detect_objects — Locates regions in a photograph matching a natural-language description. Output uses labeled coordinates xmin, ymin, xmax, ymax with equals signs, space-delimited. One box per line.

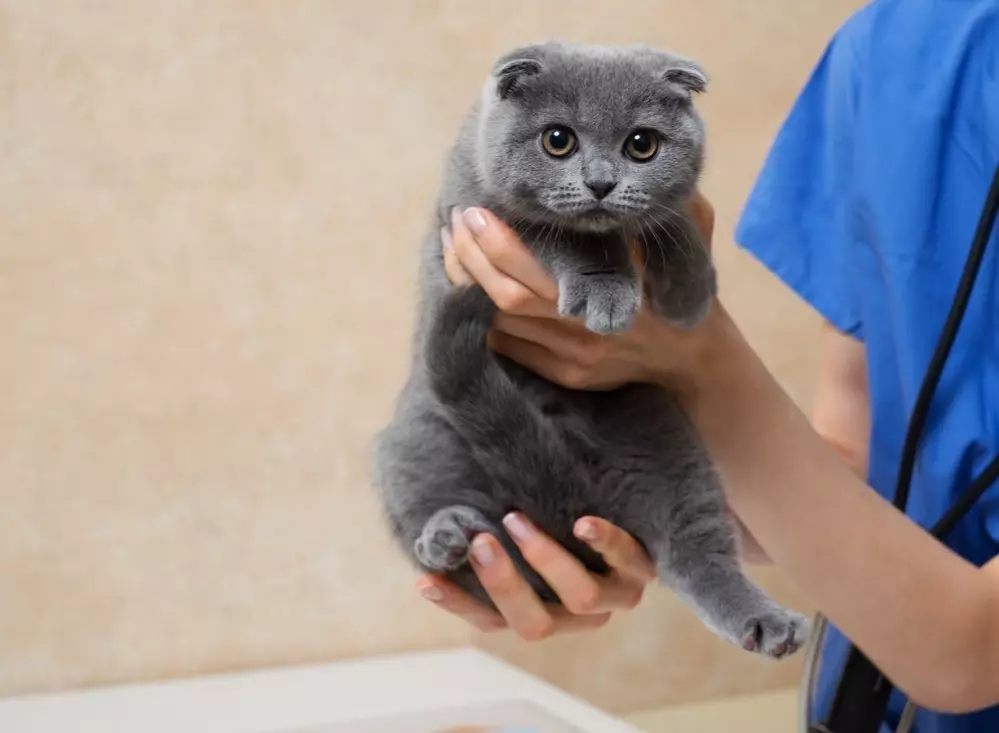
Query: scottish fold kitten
xmin=372 ymin=42 xmax=809 ymax=657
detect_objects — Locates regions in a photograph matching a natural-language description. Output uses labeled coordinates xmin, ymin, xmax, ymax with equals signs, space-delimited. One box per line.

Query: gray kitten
xmin=372 ymin=42 xmax=808 ymax=657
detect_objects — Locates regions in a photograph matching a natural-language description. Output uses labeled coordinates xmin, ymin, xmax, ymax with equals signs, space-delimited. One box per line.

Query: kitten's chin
xmin=506 ymin=202 xmax=624 ymax=233
xmin=570 ymin=211 xmax=620 ymax=232
xmin=504 ymin=198 xmax=633 ymax=233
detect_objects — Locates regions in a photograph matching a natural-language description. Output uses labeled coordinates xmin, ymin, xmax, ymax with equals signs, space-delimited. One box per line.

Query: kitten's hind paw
xmin=414 ymin=506 xmax=492 ymax=573
xmin=740 ymin=608 xmax=810 ymax=659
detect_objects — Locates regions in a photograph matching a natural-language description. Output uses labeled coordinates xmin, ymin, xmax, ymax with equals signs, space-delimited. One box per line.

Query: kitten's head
xmin=476 ymin=42 xmax=707 ymax=232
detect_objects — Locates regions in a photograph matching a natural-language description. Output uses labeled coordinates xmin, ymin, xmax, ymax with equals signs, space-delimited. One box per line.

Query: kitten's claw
xmin=740 ymin=608 xmax=810 ymax=659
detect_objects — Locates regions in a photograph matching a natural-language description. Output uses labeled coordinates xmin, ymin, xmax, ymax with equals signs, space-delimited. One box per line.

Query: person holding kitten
xmin=416 ymin=1 xmax=999 ymax=731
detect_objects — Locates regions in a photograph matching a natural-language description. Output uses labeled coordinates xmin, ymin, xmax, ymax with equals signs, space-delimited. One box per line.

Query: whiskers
xmin=501 ymin=185 xmax=699 ymax=270
xmin=608 ymin=183 xmax=651 ymax=214
xmin=532 ymin=217 xmax=564 ymax=264
xmin=639 ymin=199 xmax=700 ymax=269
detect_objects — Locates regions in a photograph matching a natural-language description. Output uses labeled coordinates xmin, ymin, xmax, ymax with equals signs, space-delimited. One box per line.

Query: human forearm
xmin=727 ymin=437 xmax=865 ymax=566
xmin=669 ymin=303 xmax=999 ymax=712
xmin=729 ymin=326 xmax=869 ymax=565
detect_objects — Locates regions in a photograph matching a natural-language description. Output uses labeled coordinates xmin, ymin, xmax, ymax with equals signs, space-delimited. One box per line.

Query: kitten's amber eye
xmin=624 ymin=130 xmax=659 ymax=162
xmin=541 ymin=126 xmax=577 ymax=158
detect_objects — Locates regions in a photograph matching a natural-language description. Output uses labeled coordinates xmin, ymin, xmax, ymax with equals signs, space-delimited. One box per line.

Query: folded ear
xmin=663 ymin=60 xmax=708 ymax=96
xmin=492 ymin=53 xmax=543 ymax=99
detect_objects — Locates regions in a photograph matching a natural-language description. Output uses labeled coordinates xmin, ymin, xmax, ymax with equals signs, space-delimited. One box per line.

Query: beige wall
xmin=0 ymin=0 xmax=864 ymax=715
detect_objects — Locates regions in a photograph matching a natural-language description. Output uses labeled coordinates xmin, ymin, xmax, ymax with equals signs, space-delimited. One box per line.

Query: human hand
xmin=439 ymin=191 xmax=716 ymax=391
xmin=416 ymin=514 xmax=655 ymax=639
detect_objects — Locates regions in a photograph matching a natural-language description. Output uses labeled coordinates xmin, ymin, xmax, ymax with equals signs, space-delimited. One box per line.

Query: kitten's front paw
xmin=559 ymin=274 xmax=641 ymax=334
xmin=414 ymin=506 xmax=490 ymax=572
xmin=652 ymin=266 xmax=717 ymax=330
xmin=740 ymin=608 xmax=811 ymax=659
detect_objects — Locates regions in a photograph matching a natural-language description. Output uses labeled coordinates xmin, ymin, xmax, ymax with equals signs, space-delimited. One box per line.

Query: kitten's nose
xmin=586 ymin=180 xmax=617 ymax=200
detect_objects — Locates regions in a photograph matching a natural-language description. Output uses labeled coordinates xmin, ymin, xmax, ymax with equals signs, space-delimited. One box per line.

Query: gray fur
xmin=372 ymin=42 xmax=808 ymax=658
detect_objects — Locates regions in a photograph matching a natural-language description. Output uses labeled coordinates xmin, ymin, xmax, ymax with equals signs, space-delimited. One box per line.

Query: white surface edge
xmin=0 ymin=647 xmax=639 ymax=733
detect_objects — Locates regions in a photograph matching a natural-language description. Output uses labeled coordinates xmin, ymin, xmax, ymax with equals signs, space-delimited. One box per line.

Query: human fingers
xmin=417 ymin=571 xmax=609 ymax=636
xmin=489 ymin=331 xmax=603 ymax=391
xmin=441 ymin=226 xmax=474 ymax=287
xmin=448 ymin=210 xmax=556 ymax=317
xmin=689 ymin=189 xmax=716 ymax=251
xmin=503 ymin=512 xmax=644 ymax=614
xmin=468 ymin=533 xmax=558 ymax=641
xmin=630 ymin=238 xmax=648 ymax=275
xmin=416 ymin=575 xmax=507 ymax=632
xmin=460 ymin=208 xmax=559 ymax=301
xmin=574 ymin=517 xmax=657 ymax=586
xmin=492 ymin=313 xmax=602 ymax=364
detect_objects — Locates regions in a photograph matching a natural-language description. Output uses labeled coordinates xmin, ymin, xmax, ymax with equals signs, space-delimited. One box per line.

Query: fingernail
xmin=440 ymin=226 xmax=453 ymax=251
xmin=471 ymin=535 xmax=494 ymax=567
xmin=503 ymin=512 xmax=534 ymax=543
xmin=463 ymin=207 xmax=488 ymax=234
xmin=575 ymin=519 xmax=599 ymax=542
xmin=420 ymin=584 xmax=444 ymax=602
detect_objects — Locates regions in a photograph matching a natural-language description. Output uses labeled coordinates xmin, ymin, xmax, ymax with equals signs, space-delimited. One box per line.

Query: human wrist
xmin=649 ymin=299 xmax=743 ymax=395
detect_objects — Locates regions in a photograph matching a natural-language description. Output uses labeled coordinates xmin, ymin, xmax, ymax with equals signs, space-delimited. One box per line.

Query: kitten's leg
xmin=414 ymin=505 xmax=495 ymax=573
xmin=559 ymin=270 xmax=642 ymax=334
xmin=532 ymin=230 xmax=642 ymax=335
xmin=646 ymin=481 xmax=809 ymax=658
xmin=642 ymin=212 xmax=717 ymax=329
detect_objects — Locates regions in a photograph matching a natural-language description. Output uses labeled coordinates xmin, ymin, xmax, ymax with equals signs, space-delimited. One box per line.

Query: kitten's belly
xmin=499 ymin=365 xmax=687 ymax=521
xmin=448 ymin=365 xmax=701 ymax=606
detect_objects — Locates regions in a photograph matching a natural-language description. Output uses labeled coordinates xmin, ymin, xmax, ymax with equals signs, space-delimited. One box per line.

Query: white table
xmin=0 ymin=647 xmax=639 ymax=733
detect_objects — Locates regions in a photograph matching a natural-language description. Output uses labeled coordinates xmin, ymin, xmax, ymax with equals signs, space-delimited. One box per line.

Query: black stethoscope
xmin=803 ymin=161 xmax=999 ymax=733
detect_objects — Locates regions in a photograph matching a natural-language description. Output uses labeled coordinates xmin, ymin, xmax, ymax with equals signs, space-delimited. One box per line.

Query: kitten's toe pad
xmin=414 ymin=506 xmax=489 ymax=572
xmin=740 ymin=608 xmax=810 ymax=659
xmin=559 ymin=274 xmax=641 ymax=334
xmin=415 ymin=524 xmax=471 ymax=572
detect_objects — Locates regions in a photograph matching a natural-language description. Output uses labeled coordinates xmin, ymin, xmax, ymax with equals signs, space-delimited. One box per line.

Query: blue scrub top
xmin=734 ymin=1 xmax=999 ymax=731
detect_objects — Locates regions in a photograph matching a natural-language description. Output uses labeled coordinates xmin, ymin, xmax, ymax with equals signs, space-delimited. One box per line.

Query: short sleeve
xmin=734 ymin=19 xmax=867 ymax=340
